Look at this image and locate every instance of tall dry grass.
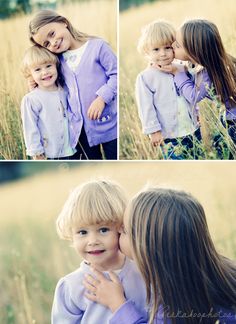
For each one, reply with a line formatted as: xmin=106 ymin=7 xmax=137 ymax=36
xmin=119 ymin=0 xmax=236 ymax=159
xmin=0 ymin=0 xmax=117 ymax=160
xmin=0 ymin=162 xmax=236 ymax=323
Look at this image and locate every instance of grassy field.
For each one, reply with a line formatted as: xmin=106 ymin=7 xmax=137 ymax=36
xmin=0 ymin=161 xmax=236 ymax=323
xmin=0 ymin=0 xmax=117 ymax=160
xmin=119 ymin=0 xmax=236 ymax=159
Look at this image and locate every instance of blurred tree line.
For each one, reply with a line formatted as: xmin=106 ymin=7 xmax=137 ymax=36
xmin=0 ymin=0 xmax=90 ymax=19
xmin=120 ymin=0 xmax=157 ymax=11
xmin=0 ymin=162 xmax=79 ymax=184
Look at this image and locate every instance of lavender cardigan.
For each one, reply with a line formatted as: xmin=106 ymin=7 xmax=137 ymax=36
xmin=60 ymin=38 xmax=117 ymax=147
xmin=174 ymin=69 xmax=236 ymax=121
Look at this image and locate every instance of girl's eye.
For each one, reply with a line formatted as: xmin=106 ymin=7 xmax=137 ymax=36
xmin=153 ymin=48 xmax=159 ymax=51
xmin=77 ymin=230 xmax=87 ymax=236
xmin=34 ymin=68 xmax=40 ymax=72
xmin=44 ymin=41 xmax=50 ymax=48
xmin=166 ymin=46 xmax=173 ymax=50
xmin=49 ymin=31 xmax=55 ymax=37
xmin=99 ymin=227 xmax=109 ymax=234
xmin=46 ymin=64 xmax=52 ymax=68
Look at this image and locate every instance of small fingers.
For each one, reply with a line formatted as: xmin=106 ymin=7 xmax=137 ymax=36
xmin=84 ymin=290 xmax=98 ymax=302
xmin=85 ymin=274 xmax=100 ymax=286
xmin=108 ymin=271 xmax=120 ymax=283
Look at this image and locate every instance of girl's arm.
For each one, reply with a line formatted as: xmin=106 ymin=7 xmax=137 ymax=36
xmin=135 ymin=73 xmax=162 ymax=135
xmin=173 ymin=69 xmax=212 ymax=106
xmin=83 ymin=268 xmax=148 ymax=324
xmin=95 ymin=41 xmax=117 ymax=105
xmin=87 ymin=41 xmax=117 ymax=120
xmin=155 ymin=64 xmax=211 ymax=106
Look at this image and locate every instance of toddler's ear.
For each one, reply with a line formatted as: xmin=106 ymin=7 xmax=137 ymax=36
xmin=118 ymin=225 xmax=124 ymax=234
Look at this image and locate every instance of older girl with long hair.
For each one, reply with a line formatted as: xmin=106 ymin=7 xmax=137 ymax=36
xmin=159 ymin=19 xmax=236 ymax=148
xmin=84 ymin=187 xmax=236 ymax=323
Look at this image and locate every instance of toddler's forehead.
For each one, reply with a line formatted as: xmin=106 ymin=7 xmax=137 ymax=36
xmin=74 ymin=221 xmax=119 ymax=229
xmin=29 ymin=60 xmax=55 ymax=69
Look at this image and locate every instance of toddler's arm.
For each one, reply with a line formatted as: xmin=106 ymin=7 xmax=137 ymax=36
xmin=52 ymin=279 xmax=83 ymax=324
xmin=135 ymin=74 xmax=162 ymax=136
xmin=20 ymin=96 xmax=45 ymax=158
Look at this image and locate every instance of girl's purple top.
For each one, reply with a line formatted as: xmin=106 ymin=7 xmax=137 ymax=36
xmin=60 ymin=38 xmax=117 ymax=147
xmin=174 ymin=69 xmax=236 ymax=121
xmin=110 ymin=300 xmax=236 ymax=324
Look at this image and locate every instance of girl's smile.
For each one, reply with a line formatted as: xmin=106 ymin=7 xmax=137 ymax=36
xmin=33 ymin=22 xmax=79 ymax=53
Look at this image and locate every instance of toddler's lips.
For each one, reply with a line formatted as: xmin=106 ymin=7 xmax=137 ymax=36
xmin=42 ymin=76 xmax=52 ymax=81
xmin=87 ymin=250 xmax=105 ymax=255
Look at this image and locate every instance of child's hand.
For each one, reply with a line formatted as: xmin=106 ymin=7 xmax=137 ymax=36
xmin=27 ymin=77 xmax=38 ymax=91
xmin=33 ymin=153 xmax=46 ymax=160
xmin=83 ymin=267 xmax=126 ymax=312
xmin=87 ymin=96 xmax=105 ymax=120
xmin=153 ymin=63 xmax=178 ymax=75
xmin=150 ymin=131 xmax=164 ymax=147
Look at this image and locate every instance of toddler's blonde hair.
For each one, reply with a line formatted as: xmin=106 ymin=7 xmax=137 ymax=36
xmin=56 ymin=179 xmax=127 ymax=241
xmin=137 ymin=20 xmax=175 ymax=56
xmin=21 ymin=45 xmax=59 ymax=79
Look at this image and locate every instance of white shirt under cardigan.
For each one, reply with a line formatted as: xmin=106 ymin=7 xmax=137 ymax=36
xmin=51 ymin=257 xmax=147 ymax=324
xmin=21 ymin=87 xmax=75 ymax=158
xmin=135 ymin=66 xmax=197 ymax=139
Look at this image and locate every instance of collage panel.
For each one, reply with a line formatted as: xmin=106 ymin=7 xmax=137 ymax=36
xmin=1 ymin=161 xmax=236 ymax=323
xmin=119 ymin=0 xmax=236 ymax=160
xmin=0 ymin=0 xmax=117 ymax=161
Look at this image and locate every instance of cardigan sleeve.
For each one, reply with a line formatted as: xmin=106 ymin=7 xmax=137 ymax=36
xmin=95 ymin=41 xmax=117 ymax=104
xmin=174 ymin=69 xmax=211 ymax=106
xmin=110 ymin=300 xmax=148 ymax=324
xmin=135 ymin=73 xmax=162 ymax=135
xmin=20 ymin=95 xmax=44 ymax=157
xmin=51 ymin=278 xmax=83 ymax=324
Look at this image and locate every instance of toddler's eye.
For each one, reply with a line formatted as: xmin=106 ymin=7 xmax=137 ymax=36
xmin=99 ymin=227 xmax=109 ymax=234
xmin=49 ymin=31 xmax=55 ymax=37
xmin=46 ymin=64 xmax=52 ymax=68
xmin=153 ymin=48 xmax=159 ymax=51
xmin=165 ymin=46 xmax=173 ymax=50
xmin=34 ymin=68 xmax=40 ymax=72
xmin=78 ymin=230 xmax=87 ymax=236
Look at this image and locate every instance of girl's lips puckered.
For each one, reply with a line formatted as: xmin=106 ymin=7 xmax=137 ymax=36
xmin=87 ymin=250 xmax=105 ymax=255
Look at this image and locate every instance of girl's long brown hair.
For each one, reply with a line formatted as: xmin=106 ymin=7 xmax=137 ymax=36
xmin=181 ymin=19 xmax=236 ymax=107
xmin=29 ymin=10 xmax=94 ymax=44
xmin=129 ymin=188 xmax=236 ymax=324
